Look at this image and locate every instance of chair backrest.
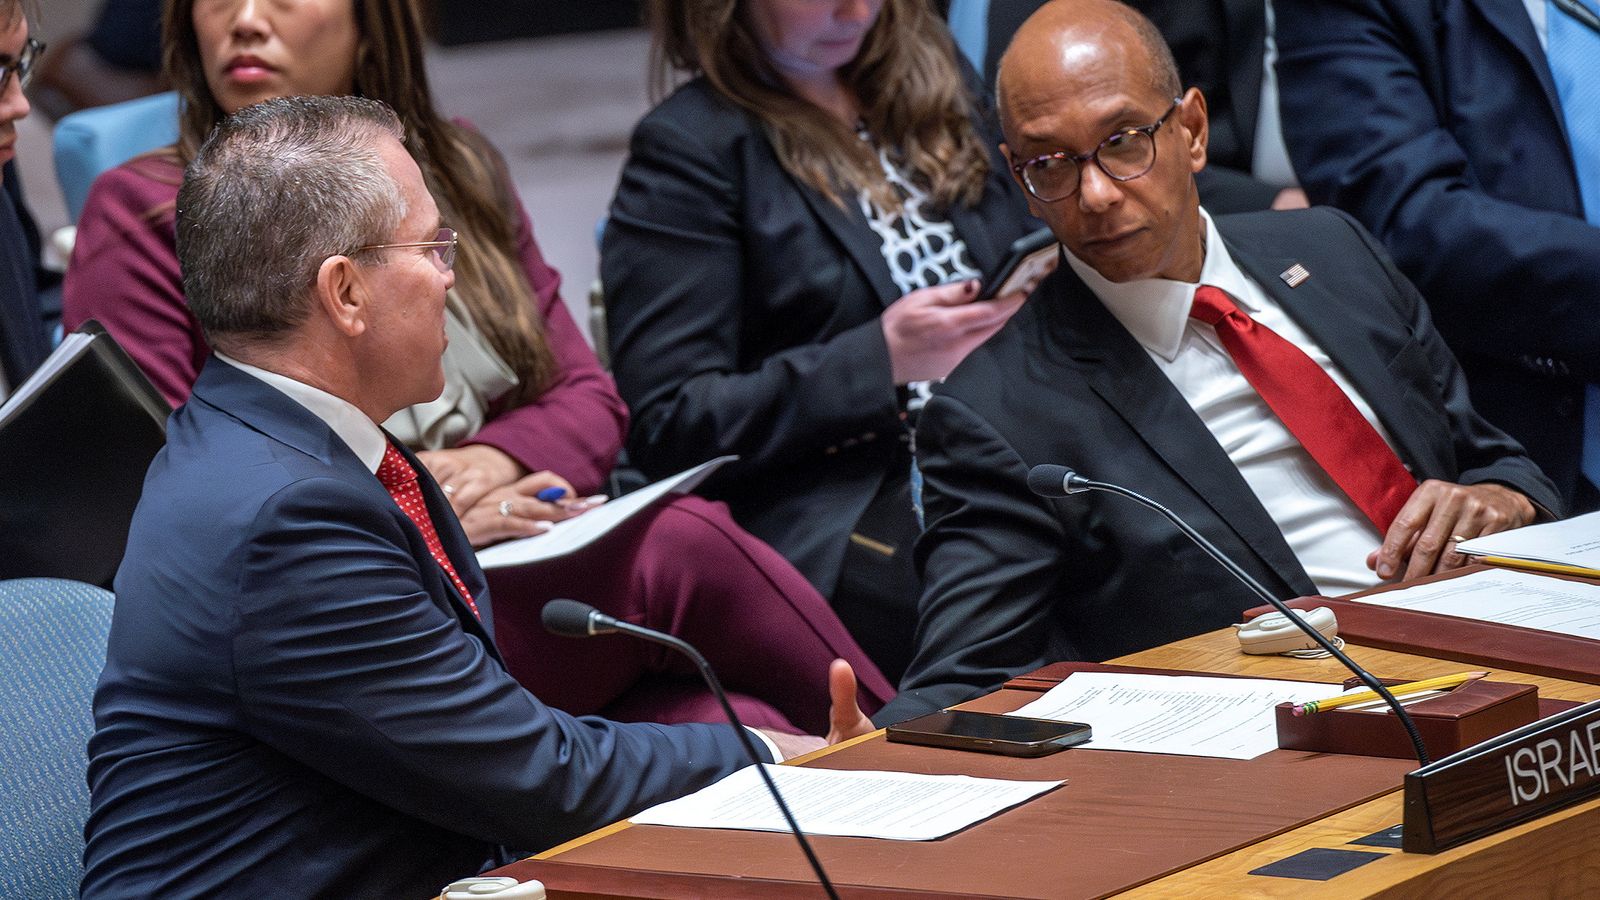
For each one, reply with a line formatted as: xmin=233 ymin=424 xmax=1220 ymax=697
xmin=947 ymin=0 xmax=991 ymax=78
xmin=53 ymin=91 xmax=181 ymax=223
xmin=0 ymin=578 xmax=116 ymax=898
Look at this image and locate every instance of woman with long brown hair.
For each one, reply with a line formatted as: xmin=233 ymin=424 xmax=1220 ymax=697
xmin=605 ymin=0 xmax=1040 ymax=682
xmin=62 ymin=0 xmax=892 ymax=733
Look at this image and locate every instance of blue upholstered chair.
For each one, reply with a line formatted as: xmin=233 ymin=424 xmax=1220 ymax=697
xmin=0 ymin=578 xmax=116 ymax=897
xmin=947 ymin=0 xmax=991 ymax=77
xmin=53 ymin=91 xmax=180 ymax=224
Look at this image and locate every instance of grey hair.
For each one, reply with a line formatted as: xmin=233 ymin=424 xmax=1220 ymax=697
xmin=176 ymin=95 xmax=407 ymax=351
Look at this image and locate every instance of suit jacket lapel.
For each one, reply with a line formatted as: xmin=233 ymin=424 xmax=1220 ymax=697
xmin=1467 ymin=0 xmax=1565 ymax=122
xmin=193 ymin=358 xmax=501 ymax=655
xmin=1047 ymin=275 xmax=1316 ymax=597
xmin=793 ymin=182 xmax=902 ymax=307
xmin=1226 ymin=238 xmax=1436 ymax=476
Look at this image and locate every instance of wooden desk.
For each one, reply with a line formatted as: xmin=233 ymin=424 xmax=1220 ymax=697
xmin=1110 ymin=629 xmax=1600 ymax=897
xmin=500 ymin=628 xmax=1600 ymax=898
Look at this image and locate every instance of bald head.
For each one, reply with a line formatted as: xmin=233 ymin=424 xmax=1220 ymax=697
xmin=992 ymin=0 xmax=1208 ymax=284
xmin=996 ymin=0 xmax=1181 ymax=142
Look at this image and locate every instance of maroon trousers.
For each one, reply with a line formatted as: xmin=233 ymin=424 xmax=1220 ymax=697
xmin=488 ymin=494 xmax=895 ymax=735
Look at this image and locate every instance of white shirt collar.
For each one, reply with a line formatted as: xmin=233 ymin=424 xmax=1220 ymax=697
xmin=215 ymin=353 xmax=388 ymax=473
xmin=1064 ymin=207 xmax=1264 ymax=362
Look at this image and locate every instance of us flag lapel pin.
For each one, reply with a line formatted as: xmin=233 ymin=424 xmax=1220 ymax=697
xmin=1279 ymin=263 xmax=1310 ymax=288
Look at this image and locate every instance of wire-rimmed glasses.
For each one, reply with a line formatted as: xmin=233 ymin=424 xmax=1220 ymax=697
xmin=354 ymin=226 xmax=458 ymax=272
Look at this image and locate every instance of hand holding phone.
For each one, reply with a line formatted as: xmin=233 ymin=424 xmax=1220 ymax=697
xmin=980 ymin=227 xmax=1060 ymax=300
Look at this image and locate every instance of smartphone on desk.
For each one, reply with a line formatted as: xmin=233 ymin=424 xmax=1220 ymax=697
xmin=978 ymin=226 xmax=1059 ymax=299
xmin=886 ymin=710 xmax=1092 ymax=757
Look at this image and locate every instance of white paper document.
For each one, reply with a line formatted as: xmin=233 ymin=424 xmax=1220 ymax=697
xmin=1457 ymin=511 xmax=1600 ymax=572
xmin=1352 ymin=567 xmax=1600 ymax=639
xmin=1009 ymin=673 xmax=1344 ymax=760
xmin=629 ymin=764 xmax=1062 ymax=841
xmin=474 ymin=456 xmax=734 ymax=569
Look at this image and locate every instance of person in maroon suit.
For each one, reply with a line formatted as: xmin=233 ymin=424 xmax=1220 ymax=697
xmin=62 ymin=0 xmax=891 ymax=733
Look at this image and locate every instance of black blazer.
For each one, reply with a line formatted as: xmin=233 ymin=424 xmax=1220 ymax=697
xmin=604 ymin=77 xmax=1034 ymax=596
xmin=1277 ymin=0 xmax=1599 ymax=510
xmin=876 ymin=207 xmax=1559 ymax=723
xmin=0 ymin=168 xmax=49 ymax=389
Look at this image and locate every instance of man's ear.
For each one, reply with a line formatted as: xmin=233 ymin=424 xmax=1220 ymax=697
xmin=1178 ymin=86 xmax=1209 ymax=174
xmin=315 ymin=255 xmax=367 ymax=338
xmin=1001 ymin=141 xmax=1047 ymax=219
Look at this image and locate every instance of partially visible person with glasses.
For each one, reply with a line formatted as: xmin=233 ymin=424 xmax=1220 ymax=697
xmin=61 ymin=0 xmax=893 ymax=735
xmin=0 ymin=0 xmax=48 ymax=400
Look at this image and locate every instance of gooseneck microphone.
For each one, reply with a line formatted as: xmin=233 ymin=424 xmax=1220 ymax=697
xmin=1027 ymin=464 xmax=1432 ymax=766
xmin=541 ymin=599 xmax=840 ymax=899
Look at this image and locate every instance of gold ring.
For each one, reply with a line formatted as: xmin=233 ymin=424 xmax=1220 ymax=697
xmin=441 ymin=483 xmax=456 ymax=495
xmin=1450 ymin=534 xmax=1468 ymax=543
xmin=498 ymin=500 xmax=514 ymax=518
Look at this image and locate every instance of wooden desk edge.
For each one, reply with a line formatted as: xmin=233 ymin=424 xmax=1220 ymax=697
xmin=531 ymin=624 xmax=1600 ymax=891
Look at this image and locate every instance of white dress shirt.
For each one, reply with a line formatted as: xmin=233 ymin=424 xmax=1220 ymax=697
xmin=1064 ymin=209 xmax=1395 ymax=596
xmin=216 ymin=352 xmax=387 ymax=474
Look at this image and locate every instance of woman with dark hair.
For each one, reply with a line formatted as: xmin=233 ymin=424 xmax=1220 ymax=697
xmin=62 ymin=0 xmax=892 ymax=733
xmin=605 ymin=0 xmax=1039 ymax=681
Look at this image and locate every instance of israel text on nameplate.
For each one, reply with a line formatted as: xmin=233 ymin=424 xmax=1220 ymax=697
xmin=1403 ymin=698 xmax=1600 ymax=853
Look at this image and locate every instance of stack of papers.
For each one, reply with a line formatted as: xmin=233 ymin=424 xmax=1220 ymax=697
xmin=1456 ymin=512 xmax=1600 ymax=577
xmin=1009 ymin=673 xmax=1345 ymax=760
xmin=475 ymin=457 xmax=733 ymax=568
xmin=1353 ymin=568 xmax=1600 ymax=639
xmin=629 ymin=765 xmax=1062 ymax=841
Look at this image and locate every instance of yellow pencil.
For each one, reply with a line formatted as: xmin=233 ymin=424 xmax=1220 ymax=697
xmin=1478 ymin=556 xmax=1600 ymax=579
xmin=1292 ymin=671 xmax=1488 ymax=716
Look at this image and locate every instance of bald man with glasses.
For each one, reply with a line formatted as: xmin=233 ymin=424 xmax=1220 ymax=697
xmin=875 ymin=0 xmax=1559 ymax=723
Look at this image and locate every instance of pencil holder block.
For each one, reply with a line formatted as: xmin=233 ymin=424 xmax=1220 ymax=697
xmin=1275 ymin=680 xmax=1540 ymax=760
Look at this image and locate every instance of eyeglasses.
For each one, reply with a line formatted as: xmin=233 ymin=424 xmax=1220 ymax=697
xmin=354 ymin=227 xmax=458 ymax=272
xmin=1011 ymin=99 xmax=1182 ymax=203
xmin=1 ymin=38 xmax=45 ymax=95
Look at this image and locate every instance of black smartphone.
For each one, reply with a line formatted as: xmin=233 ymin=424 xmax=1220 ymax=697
xmin=885 ymin=710 xmax=1092 ymax=757
xmin=978 ymin=226 xmax=1059 ymax=299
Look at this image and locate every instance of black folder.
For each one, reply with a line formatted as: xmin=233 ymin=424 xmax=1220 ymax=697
xmin=0 ymin=321 xmax=170 ymax=587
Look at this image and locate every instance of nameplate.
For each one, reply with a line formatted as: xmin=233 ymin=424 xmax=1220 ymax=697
xmin=1403 ymin=698 xmax=1600 ymax=853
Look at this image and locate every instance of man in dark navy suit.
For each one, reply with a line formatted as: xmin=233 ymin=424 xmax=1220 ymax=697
xmin=878 ymin=0 xmax=1558 ymax=723
xmin=82 ymin=96 xmax=870 ymax=897
xmin=1277 ymin=0 xmax=1600 ymax=513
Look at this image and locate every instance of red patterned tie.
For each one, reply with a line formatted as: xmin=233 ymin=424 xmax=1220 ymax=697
xmin=375 ymin=443 xmax=481 ymax=618
xmin=1189 ymin=285 xmax=1416 ymax=531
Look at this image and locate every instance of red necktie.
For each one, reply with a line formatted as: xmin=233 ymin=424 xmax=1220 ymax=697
xmin=1189 ymin=285 xmax=1415 ymax=531
xmin=375 ymin=443 xmax=481 ymax=618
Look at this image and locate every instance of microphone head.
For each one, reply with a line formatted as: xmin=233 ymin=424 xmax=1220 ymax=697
xmin=1027 ymin=464 xmax=1080 ymax=498
xmin=542 ymin=599 xmax=600 ymax=637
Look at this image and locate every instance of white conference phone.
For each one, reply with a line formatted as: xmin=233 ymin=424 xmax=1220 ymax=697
xmin=1234 ymin=607 xmax=1340 ymax=656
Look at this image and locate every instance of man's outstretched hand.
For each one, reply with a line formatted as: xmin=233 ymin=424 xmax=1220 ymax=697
xmin=760 ymin=659 xmax=879 ymax=760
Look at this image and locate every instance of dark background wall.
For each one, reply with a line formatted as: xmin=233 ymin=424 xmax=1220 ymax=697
xmin=435 ymin=1 xmax=644 ymax=46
